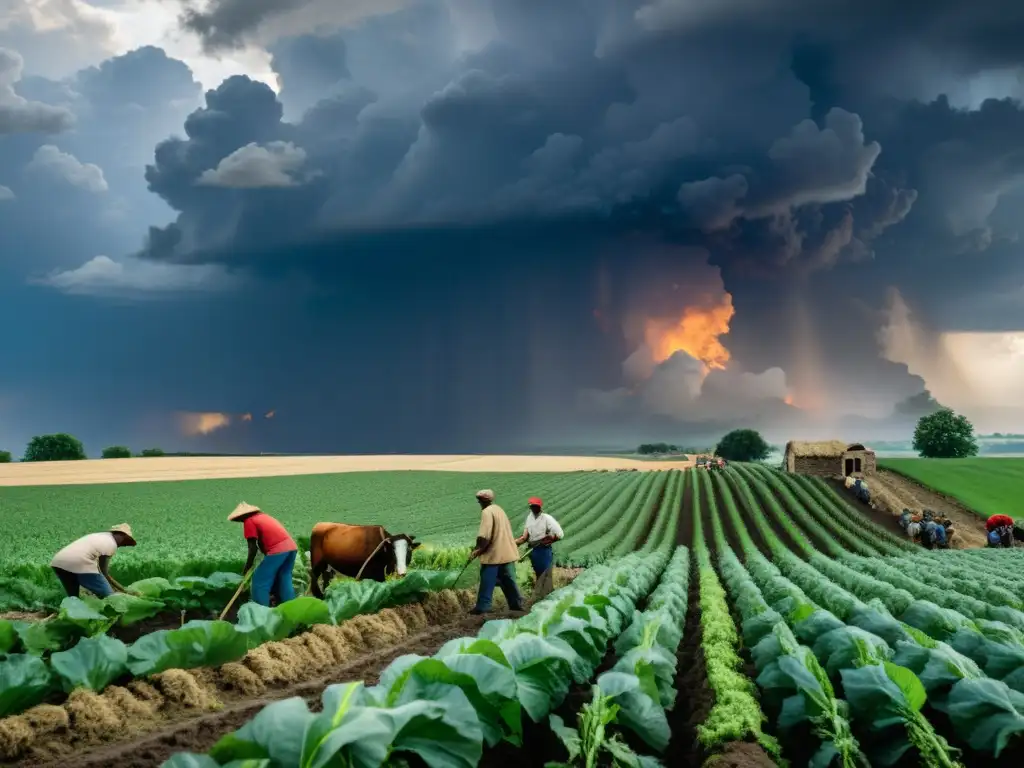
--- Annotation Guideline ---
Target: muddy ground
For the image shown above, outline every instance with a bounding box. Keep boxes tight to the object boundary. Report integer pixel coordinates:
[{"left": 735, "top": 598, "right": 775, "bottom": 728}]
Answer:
[
  {"left": 8, "top": 603, "right": 510, "bottom": 767},
  {"left": 870, "top": 470, "right": 988, "bottom": 548}
]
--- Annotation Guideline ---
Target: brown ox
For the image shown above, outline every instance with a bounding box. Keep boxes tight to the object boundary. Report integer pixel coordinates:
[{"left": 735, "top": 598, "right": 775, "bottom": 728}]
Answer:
[{"left": 308, "top": 523, "right": 420, "bottom": 598}]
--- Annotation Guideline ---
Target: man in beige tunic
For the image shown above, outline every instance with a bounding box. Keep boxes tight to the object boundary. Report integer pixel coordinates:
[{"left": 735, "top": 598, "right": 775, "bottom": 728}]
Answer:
[
  {"left": 468, "top": 489, "right": 524, "bottom": 614},
  {"left": 51, "top": 524, "right": 136, "bottom": 598}
]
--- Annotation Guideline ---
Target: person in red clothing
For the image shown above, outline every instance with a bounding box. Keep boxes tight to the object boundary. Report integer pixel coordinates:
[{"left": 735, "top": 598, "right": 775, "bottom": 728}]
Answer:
[
  {"left": 986, "top": 514, "right": 1016, "bottom": 548},
  {"left": 228, "top": 502, "right": 298, "bottom": 605}
]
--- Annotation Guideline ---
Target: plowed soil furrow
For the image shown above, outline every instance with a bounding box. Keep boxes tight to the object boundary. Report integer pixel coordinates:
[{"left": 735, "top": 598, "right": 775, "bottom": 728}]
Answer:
[
  {"left": 666, "top": 547, "right": 710, "bottom": 765},
  {"left": 722, "top": 473, "right": 771, "bottom": 557},
  {"left": 710, "top": 474, "right": 745, "bottom": 557},
  {"left": 676, "top": 471, "right": 694, "bottom": 547},
  {"left": 637, "top": 471, "right": 671, "bottom": 548},
  {"left": 19, "top": 613, "right": 511, "bottom": 768}
]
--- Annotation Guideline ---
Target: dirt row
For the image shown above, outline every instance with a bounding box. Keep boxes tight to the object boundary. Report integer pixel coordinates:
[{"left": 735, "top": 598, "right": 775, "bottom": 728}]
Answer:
[{"left": 0, "top": 589, "right": 500, "bottom": 766}]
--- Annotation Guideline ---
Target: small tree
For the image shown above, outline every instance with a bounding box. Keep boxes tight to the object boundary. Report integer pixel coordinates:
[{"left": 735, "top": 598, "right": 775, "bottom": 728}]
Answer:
[
  {"left": 715, "top": 429, "right": 771, "bottom": 462},
  {"left": 23, "top": 434, "right": 87, "bottom": 462},
  {"left": 0, "top": 450, "right": 11, "bottom": 463},
  {"left": 913, "top": 408, "right": 979, "bottom": 458},
  {"left": 102, "top": 446, "right": 132, "bottom": 459},
  {"left": 140, "top": 448, "right": 165, "bottom": 457}
]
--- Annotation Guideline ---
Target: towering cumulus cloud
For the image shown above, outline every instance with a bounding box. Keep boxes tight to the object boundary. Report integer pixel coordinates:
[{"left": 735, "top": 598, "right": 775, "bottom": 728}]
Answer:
[{"left": 3, "top": 0, "right": 1024, "bottom": 452}]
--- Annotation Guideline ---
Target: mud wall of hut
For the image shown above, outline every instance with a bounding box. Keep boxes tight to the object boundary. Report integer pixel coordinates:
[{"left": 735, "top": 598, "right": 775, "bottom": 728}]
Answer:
[
  {"left": 844, "top": 450, "right": 876, "bottom": 475},
  {"left": 792, "top": 456, "right": 841, "bottom": 476}
]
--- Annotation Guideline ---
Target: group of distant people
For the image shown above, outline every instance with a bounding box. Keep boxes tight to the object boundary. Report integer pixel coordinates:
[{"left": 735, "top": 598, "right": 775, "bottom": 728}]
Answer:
[{"left": 898, "top": 509, "right": 954, "bottom": 548}]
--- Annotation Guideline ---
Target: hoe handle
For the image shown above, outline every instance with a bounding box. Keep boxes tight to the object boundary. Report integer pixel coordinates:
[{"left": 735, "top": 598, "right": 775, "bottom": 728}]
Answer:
[{"left": 220, "top": 566, "right": 256, "bottom": 621}]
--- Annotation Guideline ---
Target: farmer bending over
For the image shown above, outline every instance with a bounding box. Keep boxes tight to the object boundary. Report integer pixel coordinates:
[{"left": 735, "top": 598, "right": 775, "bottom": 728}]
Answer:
[
  {"left": 468, "top": 489, "right": 523, "bottom": 615},
  {"left": 515, "top": 496, "right": 563, "bottom": 577},
  {"left": 986, "top": 514, "right": 1015, "bottom": 548},
  {"left": 228, "top": 502, "right": 298, "bottom": 606},
  {"left": 50, "top": 524, "right": 136, "bottom": 598}
]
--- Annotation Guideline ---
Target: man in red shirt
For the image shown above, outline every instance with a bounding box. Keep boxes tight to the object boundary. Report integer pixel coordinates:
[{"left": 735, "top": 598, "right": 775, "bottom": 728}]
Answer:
[{"left": 228, "top": 502, "right": 298, "bottom": 605}]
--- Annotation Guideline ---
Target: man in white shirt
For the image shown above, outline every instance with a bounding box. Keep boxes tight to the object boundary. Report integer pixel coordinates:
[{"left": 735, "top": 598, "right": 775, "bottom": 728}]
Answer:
[
  {"left": 515, "top": 496, "right": 563, "bottom": 577},
  {"left": 50, "top": 524, "right": 136, "bottom": 598}
]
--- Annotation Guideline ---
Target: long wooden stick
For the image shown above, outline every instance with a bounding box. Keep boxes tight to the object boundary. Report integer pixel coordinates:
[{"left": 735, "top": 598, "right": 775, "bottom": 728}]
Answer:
[{"left": 219, "top": 566, "right": 256, "bottom": 620}]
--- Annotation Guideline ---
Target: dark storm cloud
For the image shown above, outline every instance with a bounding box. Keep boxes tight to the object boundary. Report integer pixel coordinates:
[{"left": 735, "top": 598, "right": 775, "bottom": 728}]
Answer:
[
  {"left": 8, "top": 0, "right": 1024, "bottom": 452},
  {"left": 138, "top": 0, "right": 915, "bottom": 282},
  {"left": 0, "top": 45, "right": 203, "bottom": 284}
]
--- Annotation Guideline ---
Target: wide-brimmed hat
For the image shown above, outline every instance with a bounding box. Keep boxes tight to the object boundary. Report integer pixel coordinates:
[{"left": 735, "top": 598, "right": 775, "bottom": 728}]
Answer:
[
  {"left": 475, "top": 489, "right": 495, "bottom": 501},
  {"left": 228, "top": 502, "right": 261, "bottom": 521},
  {"left": 109, "top": 523, "right": 136, "bottom": 545}
]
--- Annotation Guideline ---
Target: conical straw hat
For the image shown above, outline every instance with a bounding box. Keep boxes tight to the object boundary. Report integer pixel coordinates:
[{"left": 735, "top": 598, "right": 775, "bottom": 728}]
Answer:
[{"left": 228, "top": 502, "right": 261, "bottom": 521}]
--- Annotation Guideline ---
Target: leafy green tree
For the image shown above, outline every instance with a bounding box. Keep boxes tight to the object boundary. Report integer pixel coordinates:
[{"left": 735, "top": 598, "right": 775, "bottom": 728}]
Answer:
[
  {"left": 101, "top": 446, "right": 132, "bottom": 459},
  {"left": 140, "top": 448, "right": 165, "bottom": 457},
  {"left": 23, "top": 434, "right": 86, "bottom": 462},
  {"left": 913, "top": 408, "right": 979, "bottom": 458},
  {"left": 0, "top": 450, "right": 11, "bottom": 463},
  {"left": 715, "top": 429, "right": 771, "bottom": 462}
]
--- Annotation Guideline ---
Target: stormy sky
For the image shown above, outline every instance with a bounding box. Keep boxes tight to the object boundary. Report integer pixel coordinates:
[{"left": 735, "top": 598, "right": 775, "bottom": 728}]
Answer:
[{"left": 2, "top": 0, "right": 1024, "bottom": 456}]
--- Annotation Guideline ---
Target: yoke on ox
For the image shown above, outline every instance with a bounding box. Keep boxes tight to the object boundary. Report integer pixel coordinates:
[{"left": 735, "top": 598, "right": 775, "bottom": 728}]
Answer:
[{"left": 309, "top": 523, "right": 421, "bottom": 598}]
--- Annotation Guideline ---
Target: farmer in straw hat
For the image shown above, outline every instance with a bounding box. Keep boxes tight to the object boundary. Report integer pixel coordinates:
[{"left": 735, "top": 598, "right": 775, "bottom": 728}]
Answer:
[
  {"left": 50, "top": 524, "right": 137, "bottom": 598},
  {"left": 228, "top": 502, "right": 299, "bottom": 606},
  {"left": 468, "top": 489, "right": 524, "bottom": 615}
]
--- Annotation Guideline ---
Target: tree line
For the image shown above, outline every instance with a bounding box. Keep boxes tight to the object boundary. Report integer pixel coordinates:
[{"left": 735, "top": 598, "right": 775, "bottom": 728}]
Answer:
[
  {"left": 0, "top": 434, "right": 166, "bottom": 463},
  {"left": 637, "top": 406, "right": 981, "bottom": 463}
]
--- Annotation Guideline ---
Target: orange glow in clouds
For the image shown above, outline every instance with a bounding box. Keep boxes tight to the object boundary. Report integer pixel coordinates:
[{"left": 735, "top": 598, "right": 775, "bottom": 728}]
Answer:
[
  {"left": 643, "top": 294, "right": 736, "bottom": 372},
  {"left": 179, "top": 412, "right": 232, "bottom": 436}
]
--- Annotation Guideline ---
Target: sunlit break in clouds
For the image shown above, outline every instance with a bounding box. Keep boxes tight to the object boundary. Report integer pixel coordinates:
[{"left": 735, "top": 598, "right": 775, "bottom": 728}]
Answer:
[
  {"left": 643, "top": 294, "right": 736, "bottom": 374},
  {"left": 178, "top": 412, "right": 232, "bottom": 436}
]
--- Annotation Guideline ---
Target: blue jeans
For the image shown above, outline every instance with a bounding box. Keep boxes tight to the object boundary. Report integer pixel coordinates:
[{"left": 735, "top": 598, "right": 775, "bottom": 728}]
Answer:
[
  {"left": 252, "top": 550, "right": 297, "bottom": 606},
  {"left": 53, "top": 567, "right": 114, "bottom": 598},
  {"left": 475, "top": 563, "right": 523, "bottom": 612},
  {"left": 529, "top": 546, "right": 553, "bottom": 576}
]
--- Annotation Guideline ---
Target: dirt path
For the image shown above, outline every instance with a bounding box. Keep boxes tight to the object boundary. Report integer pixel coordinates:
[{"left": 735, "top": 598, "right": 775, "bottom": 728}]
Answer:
[
  {"left": 871, "top": 470, "right": 988, "bottom": 549},
  {"left": 0, "top": 455, "right": 696, "bottom": 487},
  {"left": 21, "top": 613, "right": 506, "bottom": 768}
]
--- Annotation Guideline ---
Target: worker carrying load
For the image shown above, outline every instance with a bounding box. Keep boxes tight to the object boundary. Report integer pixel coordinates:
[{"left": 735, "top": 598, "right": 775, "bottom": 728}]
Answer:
[
  {"left": 468, "top": 490, "right": 524, "bottom": 615},
  {"left": 228, "top": 502, "right": 298, "bottom": 606},
  {"left": 920, "top": 519, "right": 948, "bottom": 549},
  {"left": 50, "top": 524, "right": 137, "bottom": 598},
  {"left": 515, "top": 496, "right": 564, "bottom": 577},
  {"left": 986, "top": 514, "right": 1015, "bottom": 548}
]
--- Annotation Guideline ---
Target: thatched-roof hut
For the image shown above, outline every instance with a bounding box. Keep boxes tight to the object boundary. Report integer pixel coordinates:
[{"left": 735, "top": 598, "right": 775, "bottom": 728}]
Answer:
[{"left": 784, "top": 440, "right": 876, "bottom": 477}]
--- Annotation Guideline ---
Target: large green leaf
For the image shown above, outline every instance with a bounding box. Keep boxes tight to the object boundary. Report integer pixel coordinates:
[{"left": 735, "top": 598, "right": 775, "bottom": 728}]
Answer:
[
  {"left": 299, "top": 682, "right": 397, "bottom": 768},
  {"left": 126, "top": 577, "right": 173, "bottom": 598},
  {"left": 210, "top": 696, "right": 315, "bottom": 764},
  {"left": 51, "top": 635, "right": 129, "bottom": 692},
  {"left": 57, "top": 597, "right": 118, "bottom": 636},
  {"left": 945, "top": 678, "right": 1024, "bottom": 756},
  {"left": 499, "top": 634, "right": 576, "bottom": 722},
  {"left": 0, "top": 619, "right": 19, "bottom": 655},
  {"left": 0, "top": 653, "right": 52, "bottom": 716},
  {"left": 14, "top": 618, "right": 83, "bottom": 655},
  {"left": 98, "top": 593, "right": 166, "bottom": 625},
  {"left": 127, "top": 620, "right": 249, "bottom": 676},
  {"left": 596, "top": 670, "right": 671, "bottom": 752},
  {"left": 379, "top": 661, "right": 487, "bottom": 764},
  {"left": 235, "top": 602, "right": 284, "bottom": 646},
  {"left": 271, "top": 597, "right": 331, "bottom": 637}
]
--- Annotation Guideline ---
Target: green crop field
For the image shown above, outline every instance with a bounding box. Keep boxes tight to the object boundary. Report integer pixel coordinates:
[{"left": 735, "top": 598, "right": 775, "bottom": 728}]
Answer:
[
  {"left": 0, "top": 469, "right": 680, "bottom": 611},
  {"left": 1, "top": 462, "right": 1022, "bottom": 767},
  {"left": 880, "top": 457, "right": 1024, "bottom": 518}
]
